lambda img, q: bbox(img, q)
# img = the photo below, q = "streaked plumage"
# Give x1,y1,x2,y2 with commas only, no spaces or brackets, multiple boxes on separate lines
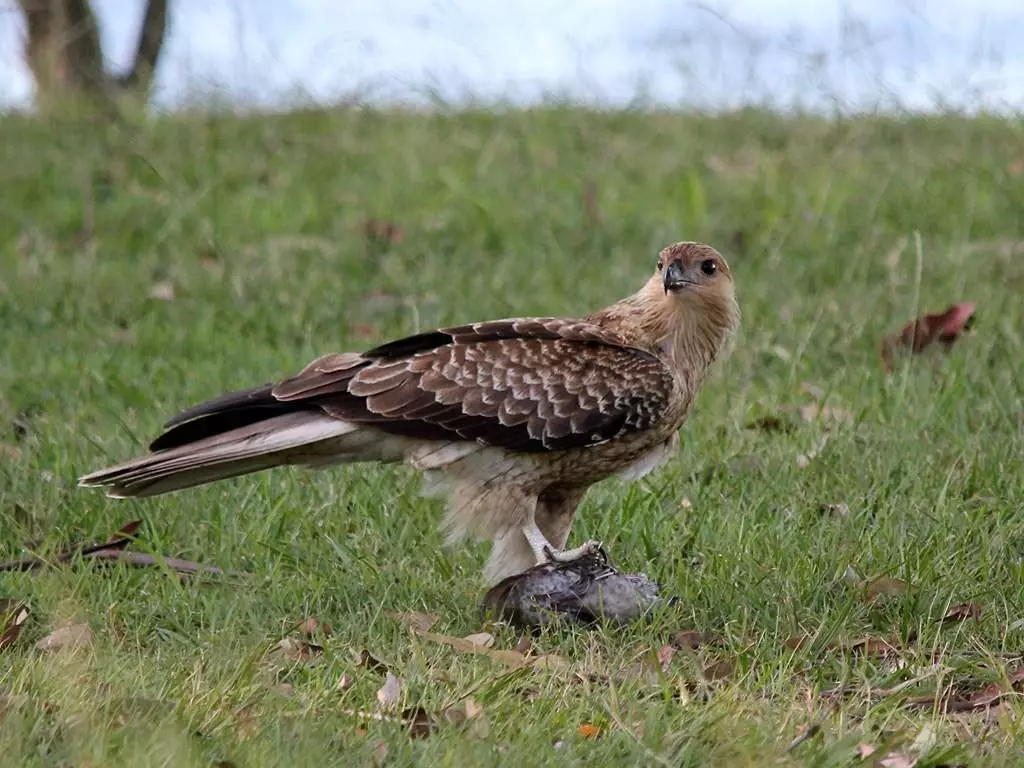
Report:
79,241,740,583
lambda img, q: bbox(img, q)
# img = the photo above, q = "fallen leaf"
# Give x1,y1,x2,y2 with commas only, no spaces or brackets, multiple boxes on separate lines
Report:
337,673,354,691
369,739,388,763
298,616,331,638
35,622,92,651
941,603,981,624
442,696,486,728
375,671,403,712
865,578,907,601
878,754,917,768
387,611,438,633
513,635,533,655
148,280,176,301
577,723,601,739
846,637,900,659
413,630,526,667
702,658,734,681
881,302,976,371
357,649,389,673
462,632,495,648
275,637,322,663
274,683,294,697
819,502,850,518
671,629,721,650
0,600,30,650
464,697,484,720
783,635,808,651
403,706,435,738
656,644,676,672
857,743,877,758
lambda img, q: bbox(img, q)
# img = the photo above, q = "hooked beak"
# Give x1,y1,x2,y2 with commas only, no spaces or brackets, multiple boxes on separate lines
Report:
663,261,690,293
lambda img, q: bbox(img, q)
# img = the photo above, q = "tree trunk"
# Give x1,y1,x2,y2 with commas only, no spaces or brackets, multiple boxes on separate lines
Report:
17,0,169,111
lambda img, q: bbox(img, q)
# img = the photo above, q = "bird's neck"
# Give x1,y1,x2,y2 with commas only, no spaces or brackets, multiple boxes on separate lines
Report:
588,282,738,385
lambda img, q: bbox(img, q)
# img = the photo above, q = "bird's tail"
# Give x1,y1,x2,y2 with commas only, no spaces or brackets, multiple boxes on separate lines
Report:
78,408,364,499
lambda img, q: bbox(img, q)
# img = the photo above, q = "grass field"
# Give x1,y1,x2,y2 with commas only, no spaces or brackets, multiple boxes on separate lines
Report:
1,104,1022,766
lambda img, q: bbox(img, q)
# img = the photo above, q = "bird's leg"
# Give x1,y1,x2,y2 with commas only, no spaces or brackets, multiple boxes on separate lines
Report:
521,519,602,566
546,539,603,563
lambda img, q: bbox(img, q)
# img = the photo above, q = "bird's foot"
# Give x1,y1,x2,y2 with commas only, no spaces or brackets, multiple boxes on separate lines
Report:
542,540,604,565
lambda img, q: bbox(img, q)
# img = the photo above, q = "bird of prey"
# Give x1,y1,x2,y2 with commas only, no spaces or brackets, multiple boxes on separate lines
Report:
80,241,740,584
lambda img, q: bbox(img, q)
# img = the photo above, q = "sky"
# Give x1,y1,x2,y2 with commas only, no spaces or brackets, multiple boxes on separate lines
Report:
1,0,1022,112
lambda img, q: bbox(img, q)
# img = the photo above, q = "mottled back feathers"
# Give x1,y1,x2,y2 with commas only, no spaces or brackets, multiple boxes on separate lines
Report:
151,317,675,456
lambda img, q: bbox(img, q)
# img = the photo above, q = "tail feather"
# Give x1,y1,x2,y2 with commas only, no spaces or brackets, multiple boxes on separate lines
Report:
79,412,361,498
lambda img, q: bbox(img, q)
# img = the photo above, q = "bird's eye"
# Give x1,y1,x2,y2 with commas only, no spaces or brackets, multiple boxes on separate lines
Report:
700,259,717,276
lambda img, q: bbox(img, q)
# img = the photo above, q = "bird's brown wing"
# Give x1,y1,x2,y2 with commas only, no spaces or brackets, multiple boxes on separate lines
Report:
285,318,674,452
152,318,675,454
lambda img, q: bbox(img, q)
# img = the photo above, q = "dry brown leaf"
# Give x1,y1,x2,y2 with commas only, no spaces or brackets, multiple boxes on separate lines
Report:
35,622,92,651
413,630,525,666
857,743,877,758
387,611,438,633
357,649,389,673
672,629,721,650
878,754,917,768
656,644,676,672
337,673,355,691
0,600,30,651
375,671,403,711
370,739,388,763
148,281,176,301
462,632,495,648
865,578,906,601
275,637,322,663
702,658,734,681
464,697,484,720
941,603,981,624
442,696,486,728
513,634,533,655
881,302,976,372
403,706,435,738
846,637,900,659
819,502,850,518
577,723,601,739
298,616,331,638
784,634,808,651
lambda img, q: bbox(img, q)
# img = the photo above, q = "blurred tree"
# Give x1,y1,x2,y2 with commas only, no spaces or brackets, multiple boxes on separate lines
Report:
17,0,168,111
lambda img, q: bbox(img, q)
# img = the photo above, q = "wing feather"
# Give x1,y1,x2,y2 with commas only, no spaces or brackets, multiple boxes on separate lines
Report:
261,318,673,453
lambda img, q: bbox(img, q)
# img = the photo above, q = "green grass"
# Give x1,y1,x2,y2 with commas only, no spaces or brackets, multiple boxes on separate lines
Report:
1,104,1023,766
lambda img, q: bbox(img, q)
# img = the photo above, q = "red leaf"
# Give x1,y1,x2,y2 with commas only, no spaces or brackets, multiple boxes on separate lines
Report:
881,302,975,371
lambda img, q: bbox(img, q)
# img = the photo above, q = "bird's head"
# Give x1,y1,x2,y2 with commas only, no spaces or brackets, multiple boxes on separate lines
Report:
655,241,734,304
637,241,740,369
